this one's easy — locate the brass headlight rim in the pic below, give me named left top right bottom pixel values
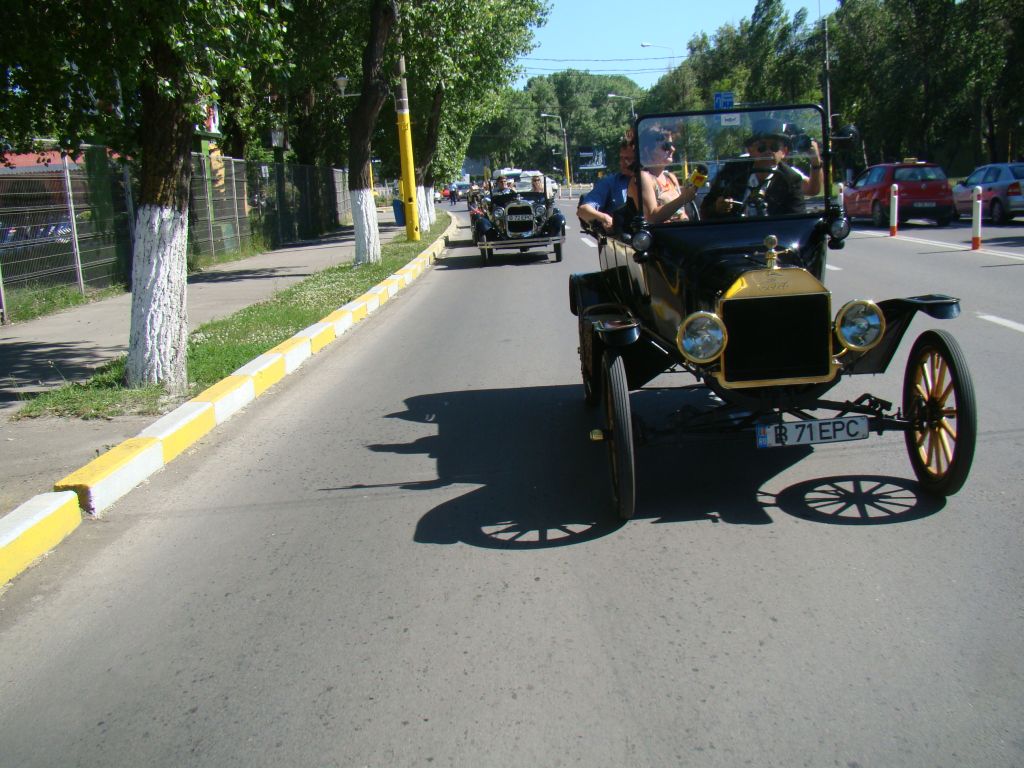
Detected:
left=835, top=299, right=886, bottom=353
left=676, top=311, right=728, bottom=365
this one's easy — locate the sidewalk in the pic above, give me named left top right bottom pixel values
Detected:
left=0, top=208, right=408, bottom=515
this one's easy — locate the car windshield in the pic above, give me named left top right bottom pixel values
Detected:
left=893, top=166, right=946, bottom=182
left=635, top=105, right=827, bottom=224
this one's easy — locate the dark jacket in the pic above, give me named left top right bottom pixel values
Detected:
left=701, top=159, right=805, bottom=219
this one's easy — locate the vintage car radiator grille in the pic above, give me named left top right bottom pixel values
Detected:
left=721, top=293, right=832, bottom=383
left=505, top=203, right=535, bottom=236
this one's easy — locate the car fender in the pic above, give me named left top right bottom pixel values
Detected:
left=844, top=295, right=961, bottom=375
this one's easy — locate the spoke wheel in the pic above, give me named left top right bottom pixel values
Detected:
left=902, top=330, right=977, bottom=496
left=578, top=319, right=600, bottom=407
left=602, top=351, right=636, bottom=519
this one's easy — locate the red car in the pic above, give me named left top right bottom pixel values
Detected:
left=842, top=160, right=954, bottom=227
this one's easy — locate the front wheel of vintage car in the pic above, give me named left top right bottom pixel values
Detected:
left=902, top=330, right=977, bottom=496
left=603, top=352, right=636, bottom=520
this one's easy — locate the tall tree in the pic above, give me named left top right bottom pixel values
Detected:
left=1, top=0, right=286, bottom=394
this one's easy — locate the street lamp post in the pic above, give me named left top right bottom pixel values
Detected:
left=607, top=93, right=636, bottom=120
left=540, top=112, right=572, bottom=188
left=640, top=41, right=675, bottom=72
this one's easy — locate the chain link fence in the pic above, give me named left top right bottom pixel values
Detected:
left=1, top=150, right=353, bottom=324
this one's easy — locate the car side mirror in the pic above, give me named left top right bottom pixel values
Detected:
left=832, top=124, right=860, bottom=145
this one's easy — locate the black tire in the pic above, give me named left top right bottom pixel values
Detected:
left=902, top=330, right=977, bottom=496
left=934, top=214, right=951, bottom=227
left=602, top=351, right=636, bottom=520
left=554, top=243, right=563, bottom=262
left=872, top=200, right=887, bottom=228
left=578, top=319, right=600, bottom=407
left=990, top=198, right=1007, bottom=225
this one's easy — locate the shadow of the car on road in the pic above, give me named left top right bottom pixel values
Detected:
left=363, top=385, right=942, bottom=548
left=367, top=385, right=623, bottom=549
left=770, top=475, right=944, bottom=524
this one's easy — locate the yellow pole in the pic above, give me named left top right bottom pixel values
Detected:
left=395, top=49, right=420, bottom=241
left=562, top=127, right=572, bottom=186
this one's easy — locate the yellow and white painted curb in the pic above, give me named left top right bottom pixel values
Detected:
left=1, top=216, right=457, bottom=584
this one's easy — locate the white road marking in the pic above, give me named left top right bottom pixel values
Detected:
left=826, top=264, right=842, bottom=271
left=978, top=314, right=1024, bottom=334
left=580, top=236, right=598, bottom=248
left=850, top=229, right=1024, bottom=262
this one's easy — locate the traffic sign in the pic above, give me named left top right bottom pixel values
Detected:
left=713, top=91, right=734, bottom=110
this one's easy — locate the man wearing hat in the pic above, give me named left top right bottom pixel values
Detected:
left=701, top=117, right=805, bottom=219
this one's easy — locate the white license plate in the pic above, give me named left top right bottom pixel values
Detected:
left=756, top=416, right=869, bottom=448
left=912, top=201, right=936, bottom=207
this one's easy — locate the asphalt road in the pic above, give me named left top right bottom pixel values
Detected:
left=1, top=205, right=1022, bottom=767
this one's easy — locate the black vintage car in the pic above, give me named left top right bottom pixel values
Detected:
left=472, top=179, right=566, bottom=266
left=571, top=104, right=976, bottom=520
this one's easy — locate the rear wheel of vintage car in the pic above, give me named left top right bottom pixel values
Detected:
left=902, top=330, right=977, bottom=496
left=578, top=320, right=600, bottom=407
left=603, top=351, right=636, bottom=520
left=553, top=242, right=563, bottom=262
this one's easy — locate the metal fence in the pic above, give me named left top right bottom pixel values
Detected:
left=0, top=150, right=353, bottom=324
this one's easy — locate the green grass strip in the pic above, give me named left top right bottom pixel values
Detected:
left=16, top=213, right=451, bottom=419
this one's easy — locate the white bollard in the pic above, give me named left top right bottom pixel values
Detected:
left=971, top=185, right=982, bottom=250
left=889, top=183, right=899, bottom=236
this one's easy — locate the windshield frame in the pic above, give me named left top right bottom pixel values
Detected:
left=632, top=103, right=831, bottom=226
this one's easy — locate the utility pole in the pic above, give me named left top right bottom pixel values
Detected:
left=394, top=43, right=420, bottom=241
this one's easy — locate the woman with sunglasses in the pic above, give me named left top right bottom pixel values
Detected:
left=630, top=129, right=698, bottom=224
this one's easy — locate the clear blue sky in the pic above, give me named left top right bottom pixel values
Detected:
left=516, top=0, right=841, bottom=90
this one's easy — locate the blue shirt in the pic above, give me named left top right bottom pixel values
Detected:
left=579, top=173, right=631, bottom=213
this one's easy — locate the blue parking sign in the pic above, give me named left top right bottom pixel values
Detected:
left=713, top=91, right=734, bottom=110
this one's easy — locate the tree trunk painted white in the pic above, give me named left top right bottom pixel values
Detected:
left=126, top=203, right=189, bottom=396
left=416, top=184, right=430, bottom=229
left=425, top=186, right=437, bottom=226
left=352, top=187, right=381, bottom=264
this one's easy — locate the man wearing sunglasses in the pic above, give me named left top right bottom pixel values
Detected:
left=700, top=117, right=805, bottom=219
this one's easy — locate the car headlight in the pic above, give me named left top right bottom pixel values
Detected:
left=835, top=300, right=885, bottom=351
left=493, top=207, right=505, bottom=218
left=829, top=215, right=851, bottom=240
left=676, top=312, right=727, bottom=364
left=533, top=203, right=546, bottom=217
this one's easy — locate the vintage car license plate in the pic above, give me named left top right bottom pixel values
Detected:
left=756, top=416, right=869, bottom=448
left=912, top=201, right=936, bottom=207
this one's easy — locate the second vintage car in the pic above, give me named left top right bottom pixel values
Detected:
left=472, top=173, right=566, bottom=265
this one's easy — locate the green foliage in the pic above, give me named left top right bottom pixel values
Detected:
left=467, top=0, right=1024, bottom=178
left=1, top=0, right=288, bottom=164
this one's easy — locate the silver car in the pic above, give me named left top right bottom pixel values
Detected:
left=952, top=162, right=1024, bottom=224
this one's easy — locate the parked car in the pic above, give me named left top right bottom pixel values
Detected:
left=572, top=105, right=975, bottom=520
left=472, top=182, right=566, bottom=265
left=842, top=160, right=954, bottom=226
left=951, top=162, right=1024, bottom=224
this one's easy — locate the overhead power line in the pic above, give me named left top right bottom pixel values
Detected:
left=522, top=55, right=677, bottom=62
